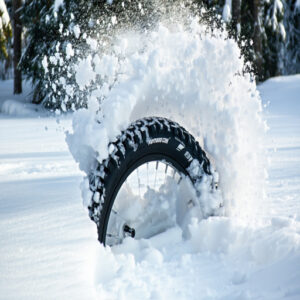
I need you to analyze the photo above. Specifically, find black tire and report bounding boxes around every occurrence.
[88,117,213,245]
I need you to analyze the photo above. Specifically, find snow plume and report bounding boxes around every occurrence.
[67,13,266,220]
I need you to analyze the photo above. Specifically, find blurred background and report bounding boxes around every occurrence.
[0,0,299,109]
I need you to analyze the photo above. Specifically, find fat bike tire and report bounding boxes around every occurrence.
[88,117,213,245]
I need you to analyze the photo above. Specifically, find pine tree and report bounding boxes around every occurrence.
[12,0,22,93]
[20,0,300,108]
[216,0,300,80]
[0,0,12,80]
[281,1,300,75]
[21,0,194,110]
[21,0,62,104]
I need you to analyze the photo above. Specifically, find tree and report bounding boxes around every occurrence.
[218,0,300,80]
[21,0,110,108]
[280,0,300,75]
[232,0,241,35]
[20,0,300,109]
[252,0,263,78]
[0,0,12,80]
[12,0,22,93]
[21,0,184,110]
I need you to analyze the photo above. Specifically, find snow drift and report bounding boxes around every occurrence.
[93,216,300,299]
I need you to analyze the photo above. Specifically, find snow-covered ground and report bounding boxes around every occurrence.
[0,73,300,299]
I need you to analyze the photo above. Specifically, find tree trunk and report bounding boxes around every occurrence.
[252,0,263,79]
[232,0,241,35]
[12,0,22,94]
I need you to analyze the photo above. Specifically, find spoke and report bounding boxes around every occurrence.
[136,167,142,199]
[172,168,176,179]
[165,163,168,183]
[112,209,127,222]
[177,176,182,185]
[154,161,159,190]
[147,162,149,188]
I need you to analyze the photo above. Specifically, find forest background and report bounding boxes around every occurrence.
[0,0,299,110]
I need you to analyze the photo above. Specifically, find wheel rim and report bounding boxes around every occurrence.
[105,160,197,246]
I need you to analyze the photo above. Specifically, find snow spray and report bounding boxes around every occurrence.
[67,2,267,220]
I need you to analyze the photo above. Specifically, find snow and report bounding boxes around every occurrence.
[222,0,232,22]
[73,24,81,39]
[0,0,10,29]
[53,0,64,12]
[67,21,266,220]
[259,74,300,118]
[258,75,300,222]
[75,56,96,90]
[93,217,300,299]
[65,43,74,59]
[0,37,300,300]
[42,56,49,73]
[0,80,47,116]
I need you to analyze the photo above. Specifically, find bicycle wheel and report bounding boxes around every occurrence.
[88,117,216,246]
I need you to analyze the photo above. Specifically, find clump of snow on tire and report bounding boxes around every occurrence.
[66,19,266,219]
